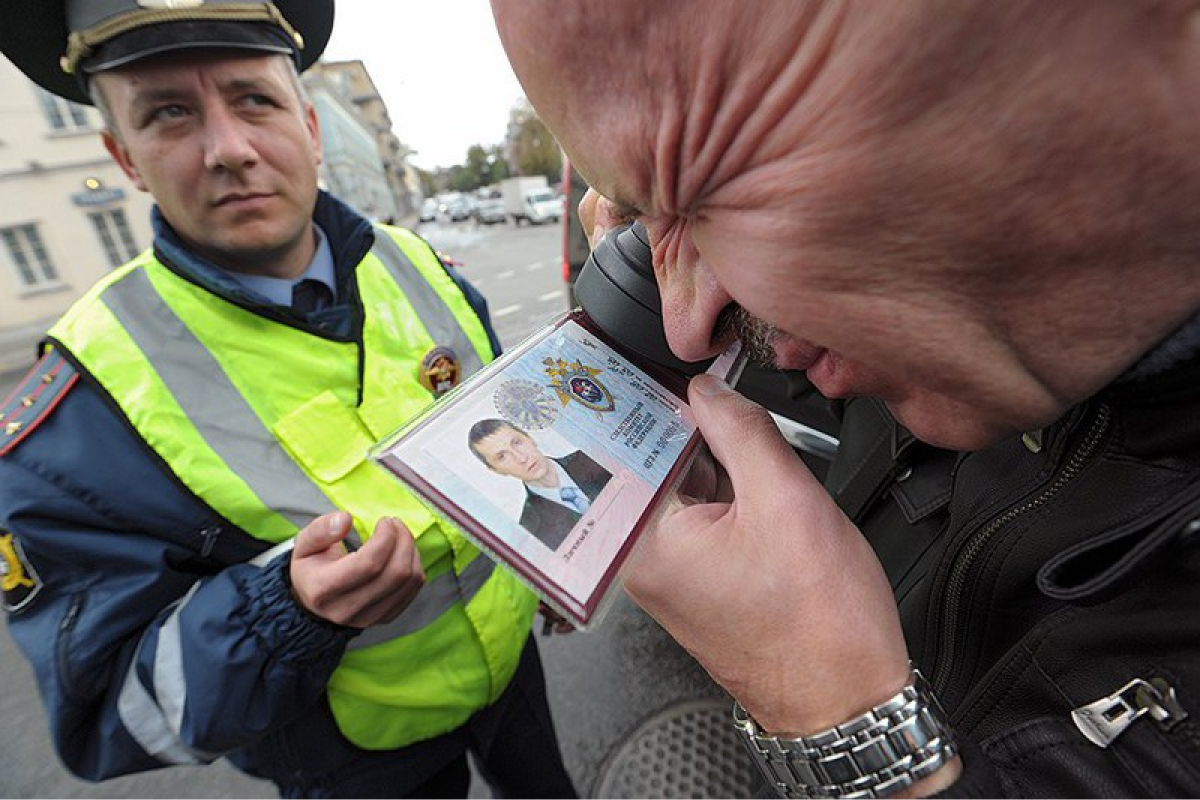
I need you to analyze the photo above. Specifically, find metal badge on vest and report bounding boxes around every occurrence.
[419,345,461,397]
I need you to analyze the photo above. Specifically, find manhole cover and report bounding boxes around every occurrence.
[594,698,765,799]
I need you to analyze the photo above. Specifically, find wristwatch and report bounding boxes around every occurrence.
[732,668,958,799]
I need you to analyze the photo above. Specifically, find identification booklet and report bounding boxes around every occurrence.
[372,310,745,629]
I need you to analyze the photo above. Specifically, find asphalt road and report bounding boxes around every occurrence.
[0,219,754,798]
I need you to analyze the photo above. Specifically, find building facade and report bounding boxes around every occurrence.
[0,57,155,375]
[304,60,421,223]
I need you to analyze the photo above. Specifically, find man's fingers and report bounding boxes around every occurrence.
[687,374,817,500]
[292,511,353,559]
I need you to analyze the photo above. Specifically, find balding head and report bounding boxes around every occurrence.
[492,0,1200,449]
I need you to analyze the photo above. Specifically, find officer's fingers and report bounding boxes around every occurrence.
[292,511,353,560]
[360,518,425,598]
[343,519,425,626]
[337,517,415,592]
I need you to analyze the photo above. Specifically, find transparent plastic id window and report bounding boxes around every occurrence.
[372,310,745,630]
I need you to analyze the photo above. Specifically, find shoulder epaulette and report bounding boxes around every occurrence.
[0,349,79,457]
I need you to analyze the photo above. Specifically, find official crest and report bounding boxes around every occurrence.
[544,358,615,418]
[418,346,461,397]
[1,530,42,613]
[493,379,558,431]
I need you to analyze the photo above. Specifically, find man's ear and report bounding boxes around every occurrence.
[305,101,322,167]
[101,130,149,193]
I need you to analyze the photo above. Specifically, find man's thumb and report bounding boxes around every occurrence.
[292,510,352,559]
[687,374,811,494]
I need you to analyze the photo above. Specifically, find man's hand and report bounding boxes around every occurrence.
[289,512,425,629]
[624,374,912,737]
[579,187,634,248]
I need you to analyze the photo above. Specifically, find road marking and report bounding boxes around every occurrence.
[496,270,515,279]
[538,291,562,303]
[494,304,522,317]
[525,262,544,272]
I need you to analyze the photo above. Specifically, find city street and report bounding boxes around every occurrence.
[0,219,762,798]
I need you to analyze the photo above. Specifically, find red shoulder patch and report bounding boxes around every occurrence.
[0,349,79,457]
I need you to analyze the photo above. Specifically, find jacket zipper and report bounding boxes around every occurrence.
[57,594,85,701]
[931,403,1112,695]
[1072,676,1189,747]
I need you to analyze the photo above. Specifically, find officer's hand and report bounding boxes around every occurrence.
[623,375,912,737]
[289,512,425,629]
[538,601,575,635]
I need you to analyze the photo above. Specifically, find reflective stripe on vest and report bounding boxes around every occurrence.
[102,266,336,531]
[371,229,483,377]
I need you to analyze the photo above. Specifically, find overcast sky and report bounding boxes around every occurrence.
[322,0,528,172]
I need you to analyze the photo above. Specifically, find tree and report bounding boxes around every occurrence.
[463,145,510,190]
[508,100,562,183]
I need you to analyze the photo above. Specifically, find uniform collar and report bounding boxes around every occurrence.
[150,190,375,306]
[228,224,336,307]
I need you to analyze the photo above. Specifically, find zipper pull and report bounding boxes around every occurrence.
[1071,677,1188,748]
[199,525,222,558]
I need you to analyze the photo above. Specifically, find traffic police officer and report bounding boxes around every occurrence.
[0,1,577,796]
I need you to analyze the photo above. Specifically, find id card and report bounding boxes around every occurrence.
[372,310,744,628]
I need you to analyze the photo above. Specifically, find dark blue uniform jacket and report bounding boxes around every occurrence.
[0,192,501,780]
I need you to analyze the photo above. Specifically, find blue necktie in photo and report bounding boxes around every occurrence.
[560,486,589,514]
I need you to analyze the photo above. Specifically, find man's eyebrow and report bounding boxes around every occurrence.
[128,86,190,111]
[222,77,275,94]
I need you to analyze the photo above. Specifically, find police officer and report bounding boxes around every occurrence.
[0,2,576,797]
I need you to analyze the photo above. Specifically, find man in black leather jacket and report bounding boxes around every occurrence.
[490,1,1200,796]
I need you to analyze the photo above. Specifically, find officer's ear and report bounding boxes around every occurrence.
[101,129,148,193]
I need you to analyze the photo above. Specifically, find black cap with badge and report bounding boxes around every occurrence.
[0,0,334,105]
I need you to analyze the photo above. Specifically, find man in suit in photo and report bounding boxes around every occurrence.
[468,419,612,551]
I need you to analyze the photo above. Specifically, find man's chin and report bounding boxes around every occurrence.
[887,400,1011,452]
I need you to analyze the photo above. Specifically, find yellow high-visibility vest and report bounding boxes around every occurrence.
[48,225,538,749]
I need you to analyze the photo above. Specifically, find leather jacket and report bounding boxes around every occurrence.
[824,348,1200,797]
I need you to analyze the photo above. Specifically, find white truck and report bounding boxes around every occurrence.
[500,176,562,226]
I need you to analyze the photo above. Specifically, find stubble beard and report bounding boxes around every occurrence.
[715,304,780,368]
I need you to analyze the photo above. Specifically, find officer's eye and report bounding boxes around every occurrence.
[149,104,189,122]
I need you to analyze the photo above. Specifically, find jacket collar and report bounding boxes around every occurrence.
[149,189,375,305]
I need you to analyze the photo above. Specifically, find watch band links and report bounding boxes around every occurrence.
[733,668,958,799]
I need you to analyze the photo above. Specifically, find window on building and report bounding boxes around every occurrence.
[2,224,59,288]
[89,208,140,268]
[37,88,92,132]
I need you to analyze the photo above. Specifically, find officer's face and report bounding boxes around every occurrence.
[475,428,553,483]
[95,51,321,279]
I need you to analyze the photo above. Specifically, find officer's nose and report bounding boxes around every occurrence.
[203,105,258,172]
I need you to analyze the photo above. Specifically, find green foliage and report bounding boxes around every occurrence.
[509,101,562,183]
[415,100,560,194]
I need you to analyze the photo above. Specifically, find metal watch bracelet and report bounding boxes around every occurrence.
[732,668,958,799]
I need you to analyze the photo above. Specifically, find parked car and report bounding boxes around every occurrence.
[419,198,439,222]
[442,194,473,222]
[473,197,507,225]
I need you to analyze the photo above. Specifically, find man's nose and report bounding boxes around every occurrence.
[202,106,258,172]
[658,257,736,363]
